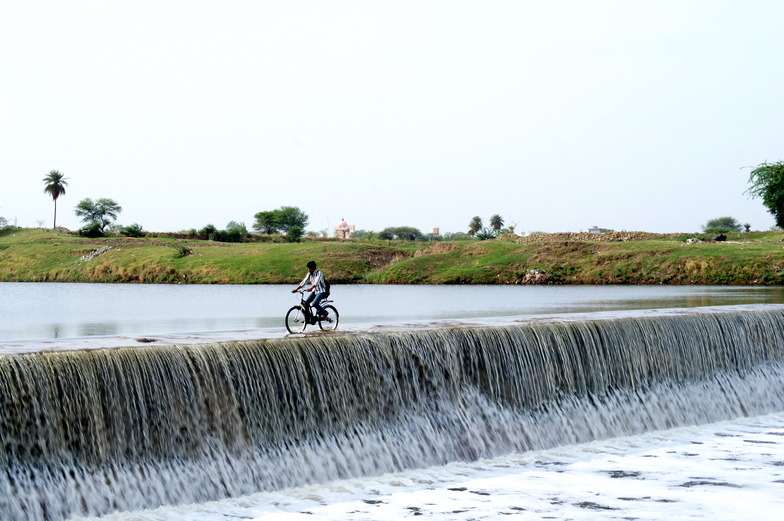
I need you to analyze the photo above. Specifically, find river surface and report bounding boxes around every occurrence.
[1,282,783,341]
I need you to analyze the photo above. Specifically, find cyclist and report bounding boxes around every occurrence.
[292,260,329,320]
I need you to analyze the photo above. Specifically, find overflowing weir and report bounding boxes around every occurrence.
[2,307,784,520]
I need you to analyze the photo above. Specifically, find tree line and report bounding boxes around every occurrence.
[20,161,784,239]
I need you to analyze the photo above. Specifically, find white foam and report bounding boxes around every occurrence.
[76,412,784,521]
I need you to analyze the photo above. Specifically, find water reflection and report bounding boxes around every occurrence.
[1,282,782,341]
[79,323,120,337]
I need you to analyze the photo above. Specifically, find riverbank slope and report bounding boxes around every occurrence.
[1,228,782,285]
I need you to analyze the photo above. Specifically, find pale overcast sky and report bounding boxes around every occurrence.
[1,1,782,235]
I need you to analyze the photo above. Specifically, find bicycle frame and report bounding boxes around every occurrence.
[286,289,339,333]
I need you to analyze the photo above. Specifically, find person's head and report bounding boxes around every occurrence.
[306,260,317,272]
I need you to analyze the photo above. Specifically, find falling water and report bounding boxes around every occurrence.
[1,307,783,520]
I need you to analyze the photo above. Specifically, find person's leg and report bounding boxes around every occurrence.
[303,292,315,315]
[312,293,328,317]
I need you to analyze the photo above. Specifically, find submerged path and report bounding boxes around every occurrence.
[0,304,779,354]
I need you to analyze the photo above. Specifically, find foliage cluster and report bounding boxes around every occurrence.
[468,214,515,240]
[378,226,424,241]
[119,223,145,237]
[75,198,122,236]
[197,221,249,243]
[253,206,308,241]
[702,216,745,235]
[746,161,784,228]
[172,244,194,258]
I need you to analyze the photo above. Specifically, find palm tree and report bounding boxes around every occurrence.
[490,214,504,231]
[43,170,68,229]
[468,216,483,238]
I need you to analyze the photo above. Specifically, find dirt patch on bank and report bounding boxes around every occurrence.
[414,243,457,256]
[357,246,414,268]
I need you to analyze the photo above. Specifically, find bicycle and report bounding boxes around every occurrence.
[285,289,340,333]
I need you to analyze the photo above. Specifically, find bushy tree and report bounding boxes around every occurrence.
[702,216,742,234]
[277,206,308,232]
[286,225,304,242]
[253,206,309,234]
[74,197,122,233]
[200,224,217,238]
[119,223,144,237]
[223,221,248,242]
[226,221,247,233]
[42,170,68,229]
[379,226,424,241]
[253,211,279,234]
[79,221,104,238]
[746,161,784,228]
[198,222,248,242]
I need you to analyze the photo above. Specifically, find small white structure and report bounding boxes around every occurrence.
[430,227,440,235]
[334,218,356,239]
[588,226,604,233]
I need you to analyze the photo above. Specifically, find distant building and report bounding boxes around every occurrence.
[430,227,440,235]
[334,218,356,239]
[588,226,604,233]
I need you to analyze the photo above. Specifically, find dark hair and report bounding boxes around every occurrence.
[306,261,317,269]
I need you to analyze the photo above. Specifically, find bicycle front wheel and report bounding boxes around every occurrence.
[318,305,339,331]
[285,306,308,333]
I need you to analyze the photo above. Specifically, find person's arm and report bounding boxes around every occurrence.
[292,272,311,292]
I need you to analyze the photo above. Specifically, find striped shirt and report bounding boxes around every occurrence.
[300,269,327,294]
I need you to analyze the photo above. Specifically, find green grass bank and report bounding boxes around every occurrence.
[1,227,783,285]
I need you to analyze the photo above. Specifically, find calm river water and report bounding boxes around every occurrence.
[1,282,782,341]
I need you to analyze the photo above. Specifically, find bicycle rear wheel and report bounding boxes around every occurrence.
[318,305,339,331]
[285,306,308,333]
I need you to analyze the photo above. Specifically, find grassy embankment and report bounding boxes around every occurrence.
[1,227,783,285]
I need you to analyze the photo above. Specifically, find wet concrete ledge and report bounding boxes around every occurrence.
[1,304,782,356]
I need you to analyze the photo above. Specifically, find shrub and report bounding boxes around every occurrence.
[350,229,376,239]
[702,216,742,234]
[443,232,472,241]
[120,223,144,237]
[475,228,498,240]
[200,224,217,239]
[286,226,304,242]
[378,226,424,241]
[172,244,194,258]
[79,221,104,238]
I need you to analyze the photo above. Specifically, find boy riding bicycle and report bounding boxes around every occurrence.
[292,261,329,320]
